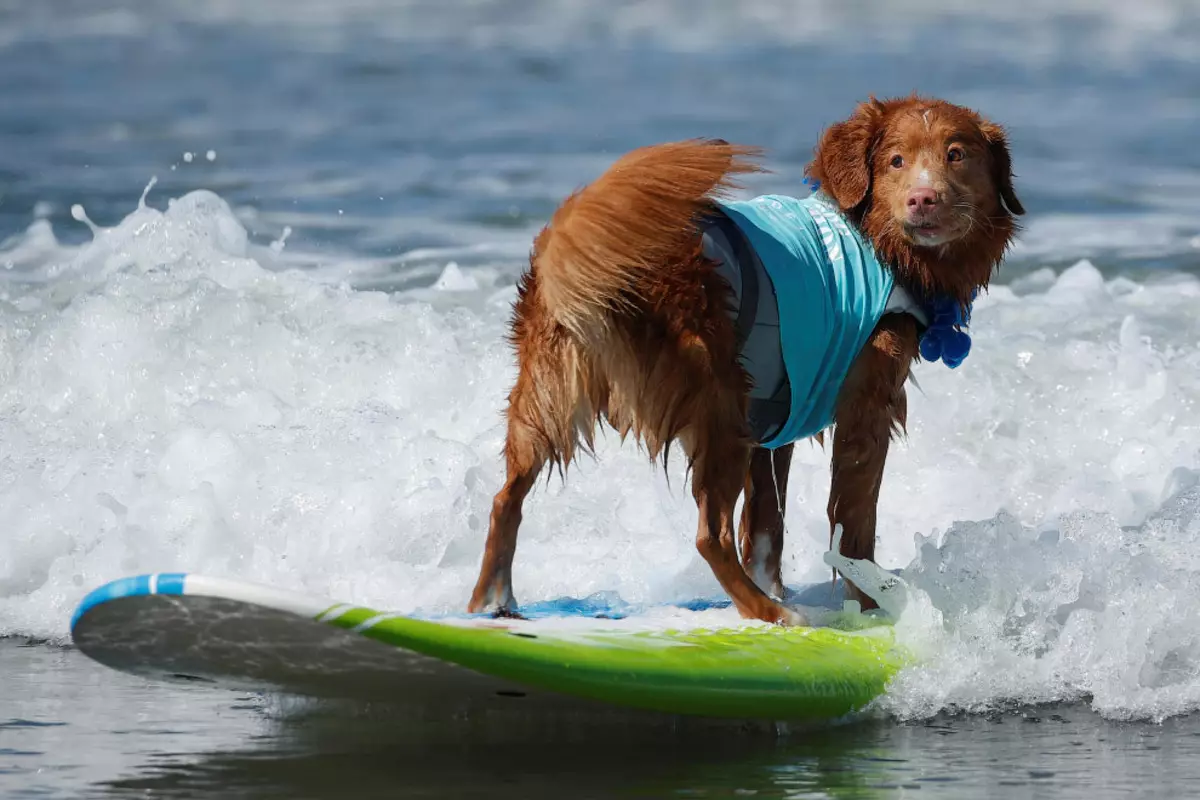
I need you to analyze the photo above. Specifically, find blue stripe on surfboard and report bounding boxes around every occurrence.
[156,573,186,595]
[465,579,881,620]
[70,572,188,631]
[442,579,885,622]
[425,593,736,623]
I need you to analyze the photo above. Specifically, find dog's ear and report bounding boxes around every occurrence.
[807,99,885,212]
[979,120,1025,216]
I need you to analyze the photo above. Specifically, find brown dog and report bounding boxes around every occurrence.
[469,95,1023,625]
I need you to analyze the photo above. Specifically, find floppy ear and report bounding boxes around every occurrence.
[807,99,884,212]
[979,121,1025,216]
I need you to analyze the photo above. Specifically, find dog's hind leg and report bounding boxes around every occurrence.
[737,443,793,599]
[692,433,804,626]
[468,369,548,617]
[469,293,592,617]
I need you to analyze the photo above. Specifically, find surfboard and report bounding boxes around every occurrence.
[70,553,911,722]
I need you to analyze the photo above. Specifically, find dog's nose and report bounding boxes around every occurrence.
[906,188,940,210]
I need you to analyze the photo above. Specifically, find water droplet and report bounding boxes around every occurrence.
[138,176,158,209]
[70,204,100,235]
[269,226,293,254]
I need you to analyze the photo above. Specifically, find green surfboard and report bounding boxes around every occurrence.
[71,572,910,721]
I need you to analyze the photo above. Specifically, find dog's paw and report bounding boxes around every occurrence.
[492,607,528,621]
[773,604,808,627]
[467,581,518,617]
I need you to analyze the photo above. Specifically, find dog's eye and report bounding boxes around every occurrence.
[889,154,904,169]
[947,147,965,163]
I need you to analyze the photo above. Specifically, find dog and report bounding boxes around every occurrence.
[468,95,1024,625]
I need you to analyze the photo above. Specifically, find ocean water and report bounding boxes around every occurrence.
[1,0,1200,796]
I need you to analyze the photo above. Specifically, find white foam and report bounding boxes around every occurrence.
[0,188,1197,722]
[885,475,1200,723]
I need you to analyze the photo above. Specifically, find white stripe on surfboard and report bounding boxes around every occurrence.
[316,604,355,623]
[179,575,335,620]
[351,613,400,633]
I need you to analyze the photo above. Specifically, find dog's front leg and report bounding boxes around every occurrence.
[827,315,918,610]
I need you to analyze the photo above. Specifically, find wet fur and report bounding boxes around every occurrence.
[511,140,763,471]
[469,96,1024,622]
[807,95,1024,306]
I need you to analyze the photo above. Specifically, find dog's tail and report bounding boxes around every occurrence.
[533,139,763,338]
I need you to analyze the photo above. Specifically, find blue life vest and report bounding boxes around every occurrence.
[708,194,898,449]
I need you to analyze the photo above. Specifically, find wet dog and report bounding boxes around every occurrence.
[469,95,1023,624]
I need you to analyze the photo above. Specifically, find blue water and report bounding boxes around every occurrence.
[2,1,1200,797]
[4,1,1199,282]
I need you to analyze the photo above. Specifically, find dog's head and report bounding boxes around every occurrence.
[807,96,1024,303]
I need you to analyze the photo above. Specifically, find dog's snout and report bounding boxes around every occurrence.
[906,188,940,210]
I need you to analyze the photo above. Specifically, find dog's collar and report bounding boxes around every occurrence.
[803,176,974,369]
